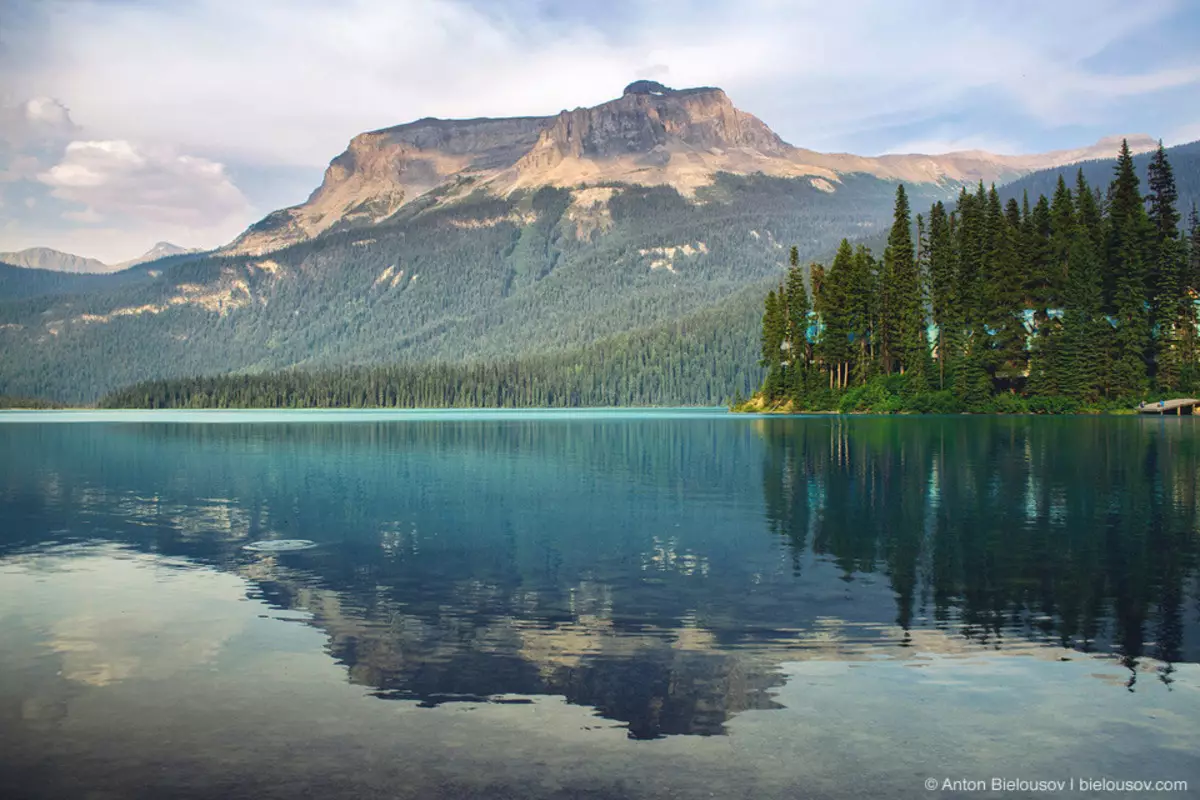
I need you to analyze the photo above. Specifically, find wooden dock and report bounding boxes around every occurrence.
[1137,398,1200,415]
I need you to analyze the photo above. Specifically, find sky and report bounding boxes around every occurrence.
[1,0,1199,263]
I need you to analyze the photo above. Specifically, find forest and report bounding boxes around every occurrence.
[744,141,1200,413]
[97,289,765,408]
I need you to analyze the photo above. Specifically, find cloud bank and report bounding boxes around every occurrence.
[0,0,1197,260]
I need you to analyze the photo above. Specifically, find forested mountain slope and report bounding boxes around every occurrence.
[1000,140,1200,214]
[0,176,904,402]
[100,282,770,408]
[0,252,205,302]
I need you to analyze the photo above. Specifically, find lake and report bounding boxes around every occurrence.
[1,410,1197,799]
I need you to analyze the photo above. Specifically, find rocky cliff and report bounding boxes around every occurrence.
[229,116,552,255]
[224,81,1157,256]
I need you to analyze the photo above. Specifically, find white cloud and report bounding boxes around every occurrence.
[24,96,74,128]
[38,139,249,229]
[9,0,1192,166]
[0,139,252,262]
[0,96,79,180]
[1,0,1197,260]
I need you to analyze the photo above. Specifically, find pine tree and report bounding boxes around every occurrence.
[785,249,813,399]
[1076,168,1105,254]
[1189,205,1200,292]
[1028,179,1075,397]
[1105,139,1152,397]
[1048,176,1074,300]
[1146,143,1188,391]
[1059,207,1106,401]
[760,288,786,399]
[849,244,878,384]
[886,185,928,390]
[818,240,855,389]
[982,186,1026,391]
[1185,205,1200,390]
[926,201,957,389]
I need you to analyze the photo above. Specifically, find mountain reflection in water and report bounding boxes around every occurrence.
[1,412,1197,742]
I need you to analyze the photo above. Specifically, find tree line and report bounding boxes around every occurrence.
[752,140,1200,412]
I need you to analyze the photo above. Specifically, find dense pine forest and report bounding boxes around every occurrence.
[97,291,765,408]
[744,141,1200,413]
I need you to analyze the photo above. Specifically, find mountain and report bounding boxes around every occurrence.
[0,82,1161,403]
[114,242,202,269]
[0,241,199,275]
[0,247,110,274]
[227,80,1154,255]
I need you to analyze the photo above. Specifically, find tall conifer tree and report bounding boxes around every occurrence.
[785,248,813,398]
[885,185,928,389]
[1106,139,1151,396]
[760,288,786,399]
[850,244,878,383]
[926,202,957,389]
[817,240,855,389]
[1146,143,1187,390]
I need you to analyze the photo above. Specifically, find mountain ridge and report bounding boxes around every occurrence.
[0,242,200,274]
[224,81,1157,256]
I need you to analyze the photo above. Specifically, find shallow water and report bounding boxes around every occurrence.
[1,410,1197,798]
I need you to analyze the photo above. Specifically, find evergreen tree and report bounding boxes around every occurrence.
[818,240,855,389]
[1059,208,1106,401]
[784,248,813,398]
[1189,205,1200,292]
[1048,176,1075,300]
[926,201,957,389]
[849,244,878,384]
[1146,143,1188,391]
[886,185,928,389]
[760,288,786,399]
[1028,179,1075,395]
[1076,168,1105,255]
[1186,205,1200,390]
[1105,139,1152,397]
[982,186,1026,390]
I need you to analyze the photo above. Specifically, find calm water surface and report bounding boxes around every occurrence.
[1,410,1198,799]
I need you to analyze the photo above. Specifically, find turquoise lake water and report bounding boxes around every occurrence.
[1,410,1197,798]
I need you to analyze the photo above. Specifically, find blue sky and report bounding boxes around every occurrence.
[1,0,1198,262]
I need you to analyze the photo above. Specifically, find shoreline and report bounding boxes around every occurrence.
[729,396,1155,416]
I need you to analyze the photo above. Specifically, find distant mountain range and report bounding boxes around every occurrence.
[0,80,1189,404]
[0,242,199,274]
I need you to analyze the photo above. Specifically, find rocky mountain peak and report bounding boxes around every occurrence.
[523,82,785,162]
[221,83,1168,257]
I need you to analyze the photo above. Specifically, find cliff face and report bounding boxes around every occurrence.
[229,116,552,255]
[523,83,787,162]
[499,81,816,194]
[223,80,1157,256]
